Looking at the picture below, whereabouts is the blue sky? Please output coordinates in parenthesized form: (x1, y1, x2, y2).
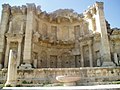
(0, 0, 120, 28)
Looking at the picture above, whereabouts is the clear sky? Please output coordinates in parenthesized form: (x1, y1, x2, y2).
(0, 0, 120, 28)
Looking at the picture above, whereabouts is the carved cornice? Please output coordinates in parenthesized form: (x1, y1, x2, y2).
(79, 34, 94, 44)
(110, 35, 120, 41)
(48, 9, 83, 23)
(5, 33, 24, 39)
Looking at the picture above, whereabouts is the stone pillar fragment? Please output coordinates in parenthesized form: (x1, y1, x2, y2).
(5, 50, 17, 86)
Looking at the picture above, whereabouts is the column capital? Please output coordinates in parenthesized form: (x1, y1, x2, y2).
(95, 2, 104, 10)
(26, 3, 36, 13)
(2, 4, 10, 14)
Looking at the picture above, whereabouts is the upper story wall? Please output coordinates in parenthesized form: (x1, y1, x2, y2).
(1, 2, 105, 43)
(0, 2, 110, 49)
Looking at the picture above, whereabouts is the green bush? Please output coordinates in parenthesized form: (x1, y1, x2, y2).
(5, 84, 12, 87)
(22, 80, 28, 84)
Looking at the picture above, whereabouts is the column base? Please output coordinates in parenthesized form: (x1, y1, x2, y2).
(63, 82, 76, 86)
(5, 80, 17, 87)
(102, 62, 115, 67)
(19, 63, 32, 69)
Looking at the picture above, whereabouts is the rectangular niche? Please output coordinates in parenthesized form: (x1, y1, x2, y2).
(51, 26, 57, 41)
(50, 55, 57, 68)
(75, 55, 81, 67)
(83, 45, 90, 67)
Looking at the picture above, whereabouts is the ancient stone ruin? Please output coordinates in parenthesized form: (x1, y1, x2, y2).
(0, 2, 120, 86)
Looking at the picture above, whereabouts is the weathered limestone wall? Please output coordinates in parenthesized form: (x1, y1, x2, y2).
(0, 67, 120, 85)
(17, 67, 120, 85)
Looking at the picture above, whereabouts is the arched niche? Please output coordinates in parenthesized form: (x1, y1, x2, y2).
(38, 51, 47, 68)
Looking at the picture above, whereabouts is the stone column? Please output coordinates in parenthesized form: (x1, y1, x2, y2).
(47, 55, 50, 68)
(23, 4, 36, 68)
(95, 2, 114, 66)
(80, 44, 84, 67)
(7, 21, 12, 33)
(88, 41, 93, 67)
(5, 50, 17, 86)
(4, 41, 10, 68)
(0, 4, 10, 69)
(57, 57, 61, 68)
(19, 21, 24, 34)
(114, 53, 118, 65)
(17, 41, 22, 67)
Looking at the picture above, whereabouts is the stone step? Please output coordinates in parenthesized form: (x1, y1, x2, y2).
(2, 84, 120, 90)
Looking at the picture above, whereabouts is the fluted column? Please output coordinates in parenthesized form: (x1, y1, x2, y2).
(88, 41, 93, 67)
(80, 44, 84, 67)
(4, 41, 10, 68)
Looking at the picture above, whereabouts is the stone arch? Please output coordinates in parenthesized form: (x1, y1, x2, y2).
(42, 23, 48, 37)
(38, 51, 47, 68)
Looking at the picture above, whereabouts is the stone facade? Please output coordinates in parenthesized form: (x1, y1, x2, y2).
(0, 1, 120, 86)
(0, 3, 118, 67)
(0, 2, 120, 68)
(0, 2, 119, 69)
